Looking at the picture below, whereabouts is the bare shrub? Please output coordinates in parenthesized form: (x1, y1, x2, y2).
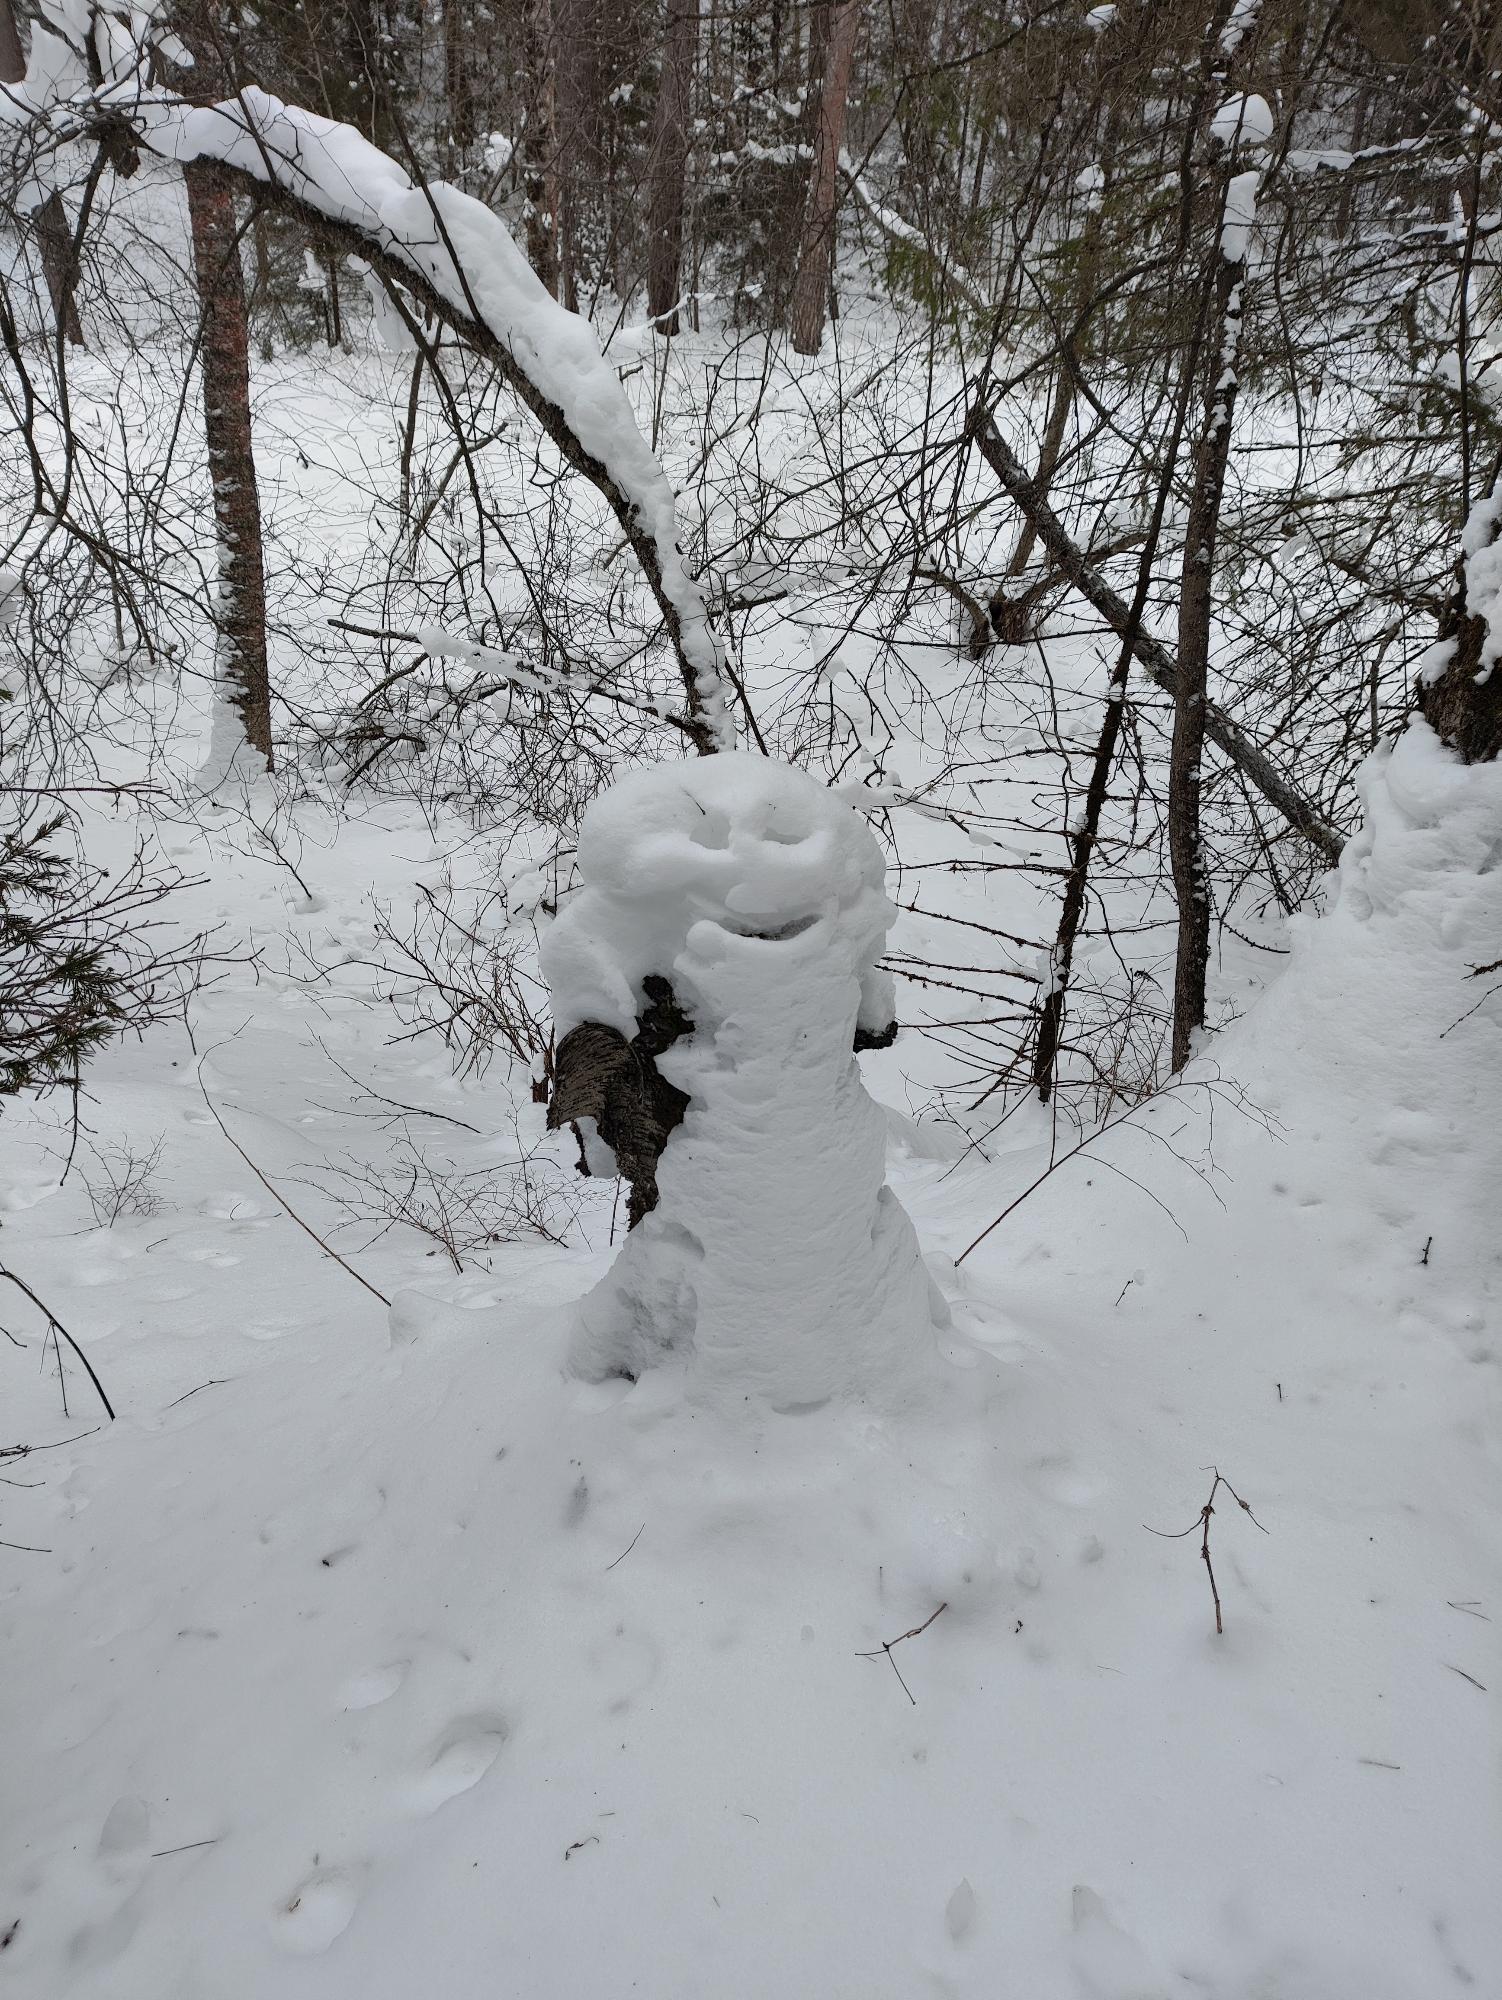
(306, 1133, 578, 1273)
(79, 1134, 165, 1226)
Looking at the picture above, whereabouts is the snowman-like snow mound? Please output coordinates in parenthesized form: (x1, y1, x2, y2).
(542, 753, 944, 1410)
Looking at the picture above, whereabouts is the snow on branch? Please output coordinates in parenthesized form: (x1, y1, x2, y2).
(3, 1, 733, 752)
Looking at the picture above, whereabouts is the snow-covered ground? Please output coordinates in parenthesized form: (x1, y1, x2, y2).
(2, 186, 1501, 1996)
(3, 703, 1499, 1998)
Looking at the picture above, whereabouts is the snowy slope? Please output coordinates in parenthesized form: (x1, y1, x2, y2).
(1, 711, 1498, 2000)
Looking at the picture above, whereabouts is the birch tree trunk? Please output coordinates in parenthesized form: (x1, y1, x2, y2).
(645, 0, 697, 332)
(788, 0, 859, 355)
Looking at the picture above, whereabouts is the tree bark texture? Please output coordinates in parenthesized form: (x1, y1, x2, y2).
(183, 161, 275, 767)
(1419, 523, 1502, 765)
(788, 0, 859, 355)
(521, 0, 561, 297)
(0, 0, 84, 346)
(645, 0, 697, 332)
(1169, 185, 1250, 1071)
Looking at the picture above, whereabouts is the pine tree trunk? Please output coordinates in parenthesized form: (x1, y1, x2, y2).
(645, 0, 697, 332)
(788, 0, 859, 355)
(184, 162, 274, 768)
(0, 0, 84, 346)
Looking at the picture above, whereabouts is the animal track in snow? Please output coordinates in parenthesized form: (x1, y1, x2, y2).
(406, 1714, 510, 1814)
(272, 1868, 361, 1954)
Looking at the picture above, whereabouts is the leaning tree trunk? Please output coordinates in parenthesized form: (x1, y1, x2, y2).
(0, 0, 83, 346)
(183, 155, 274, 768)
(788, 0, 859, 356)
(645, 0, 697, 333)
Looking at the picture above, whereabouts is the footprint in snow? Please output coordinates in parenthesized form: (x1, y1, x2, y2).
(68, 1798, 151, 1967)
(405, 1715, 510, 1815)
(340, 1662, 407, 1711)
(272, 1868, 361, 1955)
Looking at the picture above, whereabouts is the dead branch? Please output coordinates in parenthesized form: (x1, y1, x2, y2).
(968, 412, 1345, 866)
(1145, 1465, 1267, 1635)
(857, 1600, 948, 1704)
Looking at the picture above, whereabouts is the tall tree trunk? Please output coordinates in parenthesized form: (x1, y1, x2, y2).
(1030, 342, 1205, 1101)
(521, 0, 560, 296)
(0, 0, 84, 346)
(645, 0, 697, 332)
(1169, 187, 1251, 1070)
(788, 0, 859, 355)
(444, 0, 472, 158)
(184, 160, 274, 768)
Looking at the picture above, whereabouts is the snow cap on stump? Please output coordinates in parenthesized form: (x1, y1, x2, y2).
(543, 753, 943, 1411)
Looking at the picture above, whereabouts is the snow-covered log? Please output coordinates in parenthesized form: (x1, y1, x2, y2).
(2, 0, 733, 752)
(543, 754, 944, 1409)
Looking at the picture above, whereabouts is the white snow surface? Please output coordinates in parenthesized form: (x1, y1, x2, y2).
(1, 711, 1499, 1998)
(1210, 92, 1274, 149)
(544, 754, 943, 1407)
(1461, 480, 1502, 679)
(1220, 169, 1261, 263)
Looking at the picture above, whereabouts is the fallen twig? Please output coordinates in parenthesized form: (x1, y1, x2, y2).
(857, 1601, 948, 1704)
(605, 1523, 645, 1572)
(1443, 1663, 1487, 1692)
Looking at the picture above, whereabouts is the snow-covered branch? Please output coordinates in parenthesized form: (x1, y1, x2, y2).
(3, 4, 734, 751)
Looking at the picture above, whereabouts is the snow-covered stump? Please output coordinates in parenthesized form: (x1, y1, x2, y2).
(543, 754, 943, 1410)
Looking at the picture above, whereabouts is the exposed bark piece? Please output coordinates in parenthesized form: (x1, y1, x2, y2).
(1419, 545, 1502, 765)
(969, 413, 1345, 866)
(788, 0, 860, 355)
(551, 973, 899, 1223)
(549, 974, 693, 1227)
(853, 1016, 898, 1052)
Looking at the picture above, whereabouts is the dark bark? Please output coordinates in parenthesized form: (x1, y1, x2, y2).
(0, 0, 84, 346)
(183, 159, 274, 767)
(444, 0, 472, 154)
(1419, 526, 1502, 765)
(1168, 263, 1239, 1069)
(549, 975, 693, 1227)
(645, 0, 697, 332)
(521, 0, 560, 297)
(788, 0, 859, 355)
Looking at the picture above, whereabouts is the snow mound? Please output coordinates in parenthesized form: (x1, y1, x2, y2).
(543, 754, 944, 1408)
